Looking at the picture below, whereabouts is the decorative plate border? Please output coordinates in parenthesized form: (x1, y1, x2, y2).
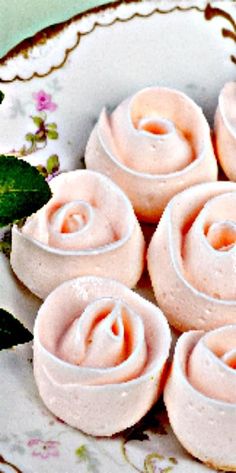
(0, 1, 235, 83)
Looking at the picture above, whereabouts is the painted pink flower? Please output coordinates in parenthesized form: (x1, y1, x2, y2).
(33, 90, 57, 112)
(27, 438, 60, 459)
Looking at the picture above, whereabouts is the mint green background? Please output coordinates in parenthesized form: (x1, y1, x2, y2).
(0, 1, 115, 59)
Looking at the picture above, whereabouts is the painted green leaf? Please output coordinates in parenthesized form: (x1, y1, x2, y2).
(46, 154, 59, 174)
(47, 129, 58, 140)
(47, 122, 57, 130)
(36, 164, 48, 178)
(32, 116, 43, 127)
(25, 133, 35, 142)
(0, 308, 32, 350)
(75, 445, 88, 460)
(75, 444, 99, 472)
(0, 155, 52, 227)
(0, 91, 4, 104)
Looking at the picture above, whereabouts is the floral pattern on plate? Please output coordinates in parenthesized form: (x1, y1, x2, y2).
(6, 85, 61, 180)
(0, 343, 218, 473)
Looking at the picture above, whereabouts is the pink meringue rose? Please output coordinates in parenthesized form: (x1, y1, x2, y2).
(85, 87, 217, 222)
(33, 276, 171, 436)
(10, 170, 145, 299)
(215, 82, 236, 180)
(148, 181, 236, 332)
(164, 325, 236, 471)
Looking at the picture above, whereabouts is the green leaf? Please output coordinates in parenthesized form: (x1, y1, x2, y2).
(46, 154, 59, 174)
(36, 164, 48, 178)
(75, 445, 89, 461)
(25, 133, 35, 142)
(0, 91, 4, 104)
(32, 116, 43, 127)
(47, 129, 58, 140)
(47, 122, 57, 130)
(75, 444, 99, 471)
(0, 308, 32, 350)
(0, 155, 52, 227)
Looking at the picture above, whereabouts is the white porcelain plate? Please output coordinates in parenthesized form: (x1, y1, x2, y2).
(0, 1, 235, 472)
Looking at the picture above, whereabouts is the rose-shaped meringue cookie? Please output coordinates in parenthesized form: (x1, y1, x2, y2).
(33, 276, 171, 436)
(164, 325, 236, 471)
(85, 87, 217, 222)
(10, 170, 145, 299)
(215, 82, 236, 180)
(148, 181, 236, 332)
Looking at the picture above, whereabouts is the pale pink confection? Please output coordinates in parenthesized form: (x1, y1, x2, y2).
(10, 170, 145, 299)
(85, 87, 217, 222)
(215, 82, 236, 180)
(164, 325, 236, 471)
(33, 276, 171, 436)
(148, 181, 236, 332)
